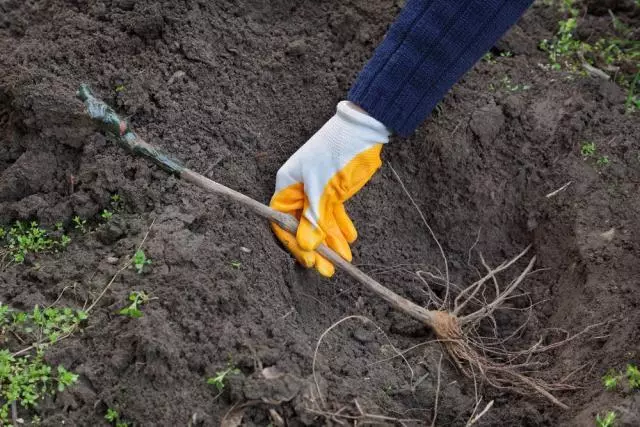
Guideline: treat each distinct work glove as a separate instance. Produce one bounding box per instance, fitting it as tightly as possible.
[270,101,390,277]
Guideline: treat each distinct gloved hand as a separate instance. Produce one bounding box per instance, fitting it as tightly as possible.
[270,101,390,277]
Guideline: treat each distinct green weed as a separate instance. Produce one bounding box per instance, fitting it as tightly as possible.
[100,210,113,221]
[581,141,596,157]
[627,363,640,389]
[539,16,584,71]
[230,261,241,269]
[0,304,84,425]
[119,291,151,318]
[600,363,640,392]
[597,156,610,166]
[105,408,130,427]
[1,221,71,265]
[482,52,496,64]
[132,249,151,274]
[56,366,78,392]
[602,369,619,391]
[595,411,617,427]
[540,2,639,90]
[72,216,87,233]
[105,408,119,422]
[207,365,240,392]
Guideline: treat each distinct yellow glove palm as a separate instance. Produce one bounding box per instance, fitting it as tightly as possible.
[270,101,390,277]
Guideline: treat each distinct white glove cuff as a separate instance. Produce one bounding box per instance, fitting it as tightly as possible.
[336,101,391,144]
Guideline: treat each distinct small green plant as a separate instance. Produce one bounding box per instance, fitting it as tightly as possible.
[597,156,610,166]
[595,411,617,427]
[207,365,240,392]
[105,408,130,427]
[105,408,119,423]
[625,72,640,114]
[72,216,87,233]
[482,52,496,64]
[230,260,241,269]
[100,210,113,221]
[119,291,151,318]
[0,303,84,425]
[1,221,71,264]
[602,369,619,391]
[56,366,78,392]
[581,141,596,157]
[60,234,71,248]
[626,363,640,390]
[540,16,583,71]
[132,249,151,274]
[0,349,80,424]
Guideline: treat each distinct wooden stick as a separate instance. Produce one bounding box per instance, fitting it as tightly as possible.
[76,85,437,327]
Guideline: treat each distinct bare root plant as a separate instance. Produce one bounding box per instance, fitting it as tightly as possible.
[386,163,604,409]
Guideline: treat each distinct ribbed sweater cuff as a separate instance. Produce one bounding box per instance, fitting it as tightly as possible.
[348,0,534,137]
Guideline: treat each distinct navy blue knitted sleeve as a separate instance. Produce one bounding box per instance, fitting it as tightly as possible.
[348,0,533,137]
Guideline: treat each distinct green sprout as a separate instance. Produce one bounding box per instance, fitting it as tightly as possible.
[119,291,151,318]
[105,409,119,423]
[230,261,241,269]
[627,363,640,390]
[56,366,78,392]
[105,408,130,427]
[207,366,240,392]
[132,249,151,274]
[482,52,496,64]
[60,234,72,248]
[595,411,617,427]
[597,156,610,166]
[581,141,596,157]
[602,369,619,391]
[100,210,113,221]
[72,216,87,233]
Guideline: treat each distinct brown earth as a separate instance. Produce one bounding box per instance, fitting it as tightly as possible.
[1,0,639,425]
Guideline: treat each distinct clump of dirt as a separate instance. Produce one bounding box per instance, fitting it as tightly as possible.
[1,0,639,426]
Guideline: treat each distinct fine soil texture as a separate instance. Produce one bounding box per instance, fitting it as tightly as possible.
[1,0,639,426]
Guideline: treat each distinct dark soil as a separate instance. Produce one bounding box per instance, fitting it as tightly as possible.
[1,0,639,425]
